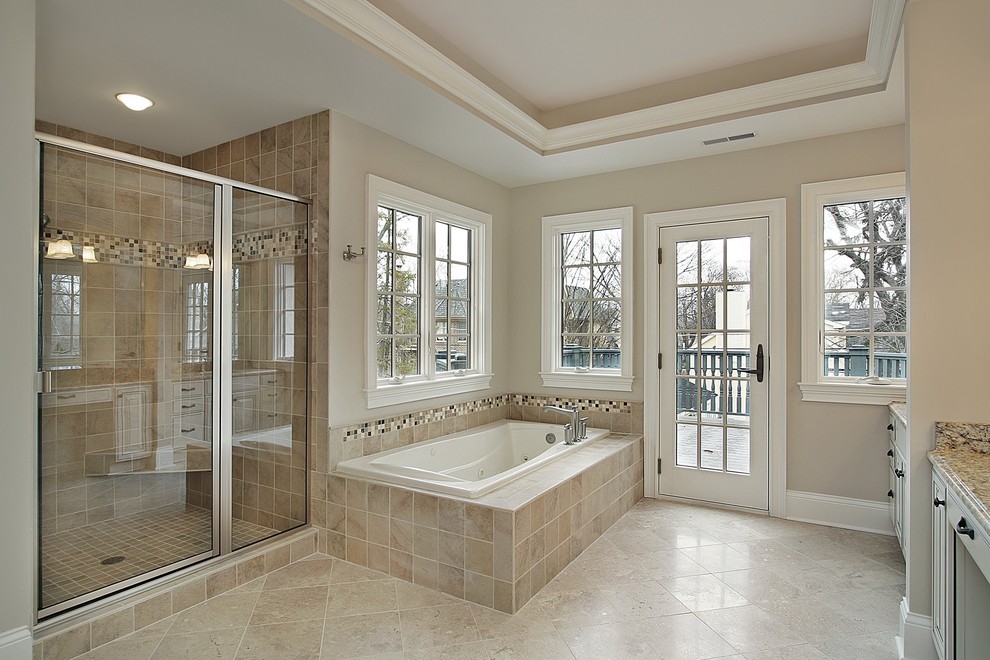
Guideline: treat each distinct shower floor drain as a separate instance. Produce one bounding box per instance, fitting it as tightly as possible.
[100,556,125,565]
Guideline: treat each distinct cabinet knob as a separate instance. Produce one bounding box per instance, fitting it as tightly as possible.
[934,497,946,508]
[957,518,976,540]
[888,489,894,498]
[886,449,894,457]
[887,423,894,431]
[895,469,905,478]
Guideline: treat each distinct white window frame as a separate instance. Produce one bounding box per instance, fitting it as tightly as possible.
[541,206,634,391]
[43,264,83,370]
[365,175,493,408]
[799,172,907,405]
[274,257,296,361]
[184,275,211,364]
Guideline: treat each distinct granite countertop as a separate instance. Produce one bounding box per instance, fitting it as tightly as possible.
[889,401,907,426]
[929,421,990,538]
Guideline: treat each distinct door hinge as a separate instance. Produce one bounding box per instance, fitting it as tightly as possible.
[657,458,662,474]
[658,353,662,370]
[657,247,662,264]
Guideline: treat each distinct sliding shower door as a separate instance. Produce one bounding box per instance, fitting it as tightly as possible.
[36,137,310,617]
[38,143,219,614]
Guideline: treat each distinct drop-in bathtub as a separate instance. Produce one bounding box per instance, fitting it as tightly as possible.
[335,419,609,498]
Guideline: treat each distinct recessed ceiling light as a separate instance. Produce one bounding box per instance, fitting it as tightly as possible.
[115,93,154,111]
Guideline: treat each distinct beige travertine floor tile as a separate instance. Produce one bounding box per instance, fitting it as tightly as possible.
[696,605,809,653]
[249,585,328,625]
[765,562,860,596]
[469,601,556,639]
[756,595,867,642]
[484,631,575,660]
[537,589,625,629]
[129,615,176,639]
[725,539,816,568]
[702,523,768,544]
[263,557,334,590]
[559,620,658,659]
[660,574,749,612]
[403,640,490,659]
[712,569,807,605]
[151,628,244,659]
[776,533,865,561]
[235,619,324,659]
[633,612,738,659]
[814,556,906,590]
[166,592,260,634]
[399,604,482,650]
[396,578,463,610]
[813,630,899,660]
[679,544,761,573]
[325,578,397,617]
[628,548,709,580]
[565,555,653,587]
[601,579,690,620]
[741,645,830,659]
[646,525,724,548]
[868,550,907,572]
[76,636,161,660]
[814,585,903,633]
[603,528,674,556]
[228,576,266,594]
[330,558,390,584]
[322,611,403,658]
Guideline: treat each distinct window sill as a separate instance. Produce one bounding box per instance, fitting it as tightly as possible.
[539,371,634,392]
[798,381,906,406]
[366,373,493,409]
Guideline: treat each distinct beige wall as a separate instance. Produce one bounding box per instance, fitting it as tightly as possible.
[328,112,512,426]
[903,0,990,627]
[507,126,906,501]
[0,0,36,650]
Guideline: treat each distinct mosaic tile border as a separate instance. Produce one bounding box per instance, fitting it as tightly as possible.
[43,225,308,269]
[334,393,636,442]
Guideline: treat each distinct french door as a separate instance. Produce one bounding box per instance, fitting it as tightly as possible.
[659,217,770,510]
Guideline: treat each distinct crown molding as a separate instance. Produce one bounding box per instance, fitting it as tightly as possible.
[293,0,906,155]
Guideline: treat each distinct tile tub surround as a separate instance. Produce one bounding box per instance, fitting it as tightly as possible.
[328,392,645,470]
[315,433,644,613]
[32,527,317,660]
[929,421,990,540]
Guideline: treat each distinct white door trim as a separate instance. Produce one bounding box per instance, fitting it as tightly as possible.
[644,198,787,517]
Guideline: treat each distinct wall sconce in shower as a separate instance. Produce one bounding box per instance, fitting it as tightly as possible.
[183,253,212,270]
[81,246,98,263]
[45,239,75,260]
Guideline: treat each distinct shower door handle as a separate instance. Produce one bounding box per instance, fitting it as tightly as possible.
[38,371,54,394]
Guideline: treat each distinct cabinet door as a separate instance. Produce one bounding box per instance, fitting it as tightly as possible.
[893,446,907,548]
[932,473,949,660]
[231,392,258,434]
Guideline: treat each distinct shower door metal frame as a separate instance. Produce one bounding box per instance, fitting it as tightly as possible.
[34,133,312,620]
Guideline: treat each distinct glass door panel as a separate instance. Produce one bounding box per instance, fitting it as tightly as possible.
[229,188,309,550]
[38,144,216,613]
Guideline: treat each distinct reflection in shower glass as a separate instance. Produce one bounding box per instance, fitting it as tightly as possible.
[37,144,218,612]
[230,188,309,550]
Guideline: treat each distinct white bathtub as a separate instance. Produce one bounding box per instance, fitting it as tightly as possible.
[335,419,609,498]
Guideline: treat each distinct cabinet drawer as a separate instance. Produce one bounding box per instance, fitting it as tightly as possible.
[946,494,990,578]
[173,398,206,415]
[173,413,207,443]
[173,380,208,399]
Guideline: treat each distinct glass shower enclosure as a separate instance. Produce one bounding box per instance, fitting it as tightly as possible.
[36,136,310,617]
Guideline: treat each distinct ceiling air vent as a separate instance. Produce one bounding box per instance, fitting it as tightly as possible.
[703,132,757,146]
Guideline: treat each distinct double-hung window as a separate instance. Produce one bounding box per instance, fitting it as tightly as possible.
[366,175,492,407]
[274,258,296,360]
[541,207,634,391]
[800,172,907,404]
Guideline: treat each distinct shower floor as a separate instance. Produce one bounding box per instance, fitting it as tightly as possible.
[40,503,275,610]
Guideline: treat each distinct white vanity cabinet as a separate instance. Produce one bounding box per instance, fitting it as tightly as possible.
[931,469,990,660]
[888,411,908,554]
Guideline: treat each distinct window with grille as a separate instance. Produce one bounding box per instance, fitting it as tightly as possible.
[184,277,211,363]
[800,173,907,404]
[367,176,491,407]
[274,259,296,360]
[43,266,83,369]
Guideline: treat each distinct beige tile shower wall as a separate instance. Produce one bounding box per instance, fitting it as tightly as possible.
[327,393,644,470]
[314,434,642,613]
[182,111,331,533]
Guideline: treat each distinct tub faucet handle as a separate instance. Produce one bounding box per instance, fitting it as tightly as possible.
[578,417,589,440]
[563,423,575,445]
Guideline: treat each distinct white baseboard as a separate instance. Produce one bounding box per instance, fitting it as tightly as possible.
[785,489,895,535]
[899,597,938,660]
[0,626,32,659]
